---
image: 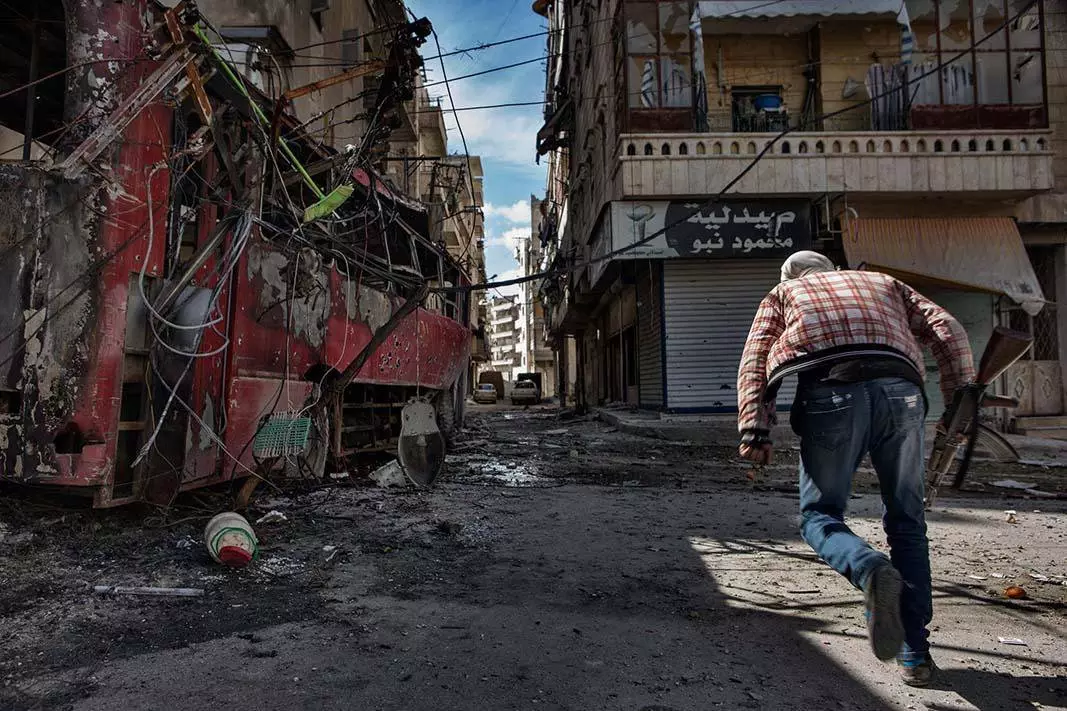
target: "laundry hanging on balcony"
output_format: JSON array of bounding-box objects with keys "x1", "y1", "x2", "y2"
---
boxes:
[
  {"x1": 865, "y1": 64, "x2": 909, "y2": 131},
  {"x1": 690, "y1": 3, "x2": 709, "y2": 131},
  {"x1": 640, "y1": 60, "x2": 657, "y2": 108},
  {"x1": 897, "y1": 3, "x2": 914, "y2": 65}
]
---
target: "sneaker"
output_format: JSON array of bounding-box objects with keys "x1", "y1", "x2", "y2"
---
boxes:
[
  {"x1": 864, "y1": 564, "x2": 905, "y2": 661},
  {"x1": 898, "y1": 656, "x2": 937, "y2": 687}
]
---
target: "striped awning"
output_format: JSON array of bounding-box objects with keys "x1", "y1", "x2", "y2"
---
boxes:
[
  {"x1": 843, "y1": 217, "x2": 1046, "y2": 315},
  {"x1": 697, "y1": 1, "x2": 902, "y2": 19}
]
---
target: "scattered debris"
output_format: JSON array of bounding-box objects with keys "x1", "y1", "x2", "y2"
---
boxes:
[
  {"x1": 544, "y1": 428, "x2": 570, "y2": 435},
  {"x1": 991, "y1": 479, "x2": 1038, "y2": 490},
  {"x1": 0, "y1": 523, "x2": 34, "y2": 546},
  {"x1": 256, "y1": 555, "x2": 304, "y2": 579},
  {"x1": 997, "y1": 637, "x2": 1029, "y2": 646},
  {"x1": 205, "y1": 512, "x2": 258, "y2": 568},
  {"x1": 93, "y1": 586, "x2": 204, "y2": 597},
  {"x1": 1004, "y1": 510, "x2": 1019, "y2": 524},
  {"x1": 370, "y1": 460, "x2": 409, "y2": 488},
  {"x1": 990, "y1": 480, "x2": 1063, "y2": 498},
  {"x1": 255, "y1": 510, "x2": 289, "y2": 525},
  {"x1": 1028, "y1": 571, "x2": 1067, "y2": 586},
  {"x1": 1004, "y1": 585, "x2": 1028, "y2": 599},
  {"x1": 990, "y1": 573, "x2": 1006, "y2": 579},
  {"x1": 323, "y1": 545, "x2": 341, "y2": 563},
  {"x1": 452, "y1": 439, "x2": 490, "y2": 451},
  {"x1": 967, "y1": 574, "x2": 988, "y2": 580},
  {"x1": 436, "y1": 520, "x2": 464, "y2": 535}
]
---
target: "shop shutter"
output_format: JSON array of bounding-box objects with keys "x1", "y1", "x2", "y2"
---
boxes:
[
  {"x1": 637, "y1": 264, "x2": 663, "y2": 407},
  {"x1": 662, "y1": 260, "x2": 796, "y2": 412}
]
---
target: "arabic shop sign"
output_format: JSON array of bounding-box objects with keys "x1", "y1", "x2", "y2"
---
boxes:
[{"x1": 610, "y1": 200, "x2": 811, "y2": 259}]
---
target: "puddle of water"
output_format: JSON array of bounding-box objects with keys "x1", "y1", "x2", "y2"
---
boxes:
[{"x1": 465, "y1": 459, "x2": 553, "y2": 487}]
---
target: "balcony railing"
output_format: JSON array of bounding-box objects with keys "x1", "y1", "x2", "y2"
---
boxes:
[{"x1": 619, "y1": 129, "x2": 1053, "y2": 197}]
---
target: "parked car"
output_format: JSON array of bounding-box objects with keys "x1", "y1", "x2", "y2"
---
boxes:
[
  {"x1": 510, "y1": 380, "x2": 541, "y2": 405},
  {"x1": 473, "y1": 383, "x2": 498, "y2": 404}
]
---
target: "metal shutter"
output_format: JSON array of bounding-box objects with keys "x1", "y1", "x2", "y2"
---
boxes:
[
  {"x1": 663, "y1": 260, "x2": 796, "y2": 412},
  {"x1": 637, "y1": 264, "x2": 664, "y2": 407}
]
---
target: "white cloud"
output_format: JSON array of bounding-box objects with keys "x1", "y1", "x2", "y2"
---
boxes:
[
  {"x1": 484, "y1": 200, "x2": 531, "y2": 223},
  {"x1": 431, "y1": 68, "x2": 545, "y2": 170},
  {"x1": 487, "y1": 267, "x2": 523, "y2": 300},
  {"x1": 486, "y1": 226, "x2": 530, "y2": 251}
]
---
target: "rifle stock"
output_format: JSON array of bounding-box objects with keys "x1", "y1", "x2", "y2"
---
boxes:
[{"x1": 976, "y1": 326, "x2": 1032, "y2": 386}]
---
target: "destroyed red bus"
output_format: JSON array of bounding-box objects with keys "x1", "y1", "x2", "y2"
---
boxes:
[{"x1": 0, "y1": 1, "x2": 472, "y2": 506}]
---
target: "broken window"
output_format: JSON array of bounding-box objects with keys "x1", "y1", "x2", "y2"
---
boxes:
[
  {"x1": 625, "y1": 2, "x2": 692, "y2": 109},
  {"x1": 311, "y1": 0, "x2": 330, "y2": 33},
  {"x1": 623, "y1": 1, "x2": 696, "y2": 132},
  {"x1": 0, "y1": 0, "x2": 67, "y2": 161},
  {"x1": 907, "y1": 0, "x2": 1045, "y2": 113}
]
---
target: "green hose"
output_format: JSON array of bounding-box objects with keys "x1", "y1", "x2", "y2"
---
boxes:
[{"x1": 193, "y1": 25, "x2": 326, "y2": 200}]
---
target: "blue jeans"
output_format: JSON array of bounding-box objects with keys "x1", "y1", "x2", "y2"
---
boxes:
[{"x1": 792, "y1": 377, "x2": 931, "y2": 661}]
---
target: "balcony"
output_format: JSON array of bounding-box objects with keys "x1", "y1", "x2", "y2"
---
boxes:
[
  {"x1": 619, "y1": 129, "x2": 1052, "y2": 198},
  {"x1": 418, "y1": 98, "x2": 447, "y2": 153}
]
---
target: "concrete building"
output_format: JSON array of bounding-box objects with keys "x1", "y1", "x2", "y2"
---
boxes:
[
  {"x1": 487, "y1": 295, "x2": 523, "y2": 384},
  {"x1": 518, "y1": 197, "x2": 559, "y2": 398},
  {"x1": 536, "y1": 0, "x2": 1065, "y2": 431},
  {"x1": 399, "y1": 83, "x2": 488, "y2": 388}
]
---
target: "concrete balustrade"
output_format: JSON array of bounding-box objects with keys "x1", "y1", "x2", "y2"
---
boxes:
[{"x1": 618, "y1": 130, "x2": 1054, "y2": 196}]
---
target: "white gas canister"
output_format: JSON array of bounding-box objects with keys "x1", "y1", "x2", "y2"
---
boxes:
[{"x1": 204, "y1": 512, "x2": 258, "y2": 567}]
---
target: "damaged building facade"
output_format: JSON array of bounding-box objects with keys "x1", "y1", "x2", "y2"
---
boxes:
[
  {"x1": 518, "y1": 196, "x2": 559, "y2": 399},
  {"x1": 537, "y1": 0, "x2": 1065, "y2": 430},
  {"x1": 0, "y1": 0, "x2": 484, "y2": 505}
]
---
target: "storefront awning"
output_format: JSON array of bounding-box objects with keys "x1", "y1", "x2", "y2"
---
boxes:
[
  {"x1": 697, "y1": 1, "x2": 901, "y2": 19},
  {"x1": 843, "y1": 217, "x2": 1046, "y2": 315},
  {"x1": 536, "y1": 98, "x2": 573, "y2": 157}
]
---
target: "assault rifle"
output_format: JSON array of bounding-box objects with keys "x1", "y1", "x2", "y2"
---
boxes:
[{"x1": 925, "y1": 326, "x2": 1032, "y2": 508}]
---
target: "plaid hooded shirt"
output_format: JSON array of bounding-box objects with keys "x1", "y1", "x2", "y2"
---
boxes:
[{"x1": 737, "y1": 270, "x2": 975, "y2": 434}]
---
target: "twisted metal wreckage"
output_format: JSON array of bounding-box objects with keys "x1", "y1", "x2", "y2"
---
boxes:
[{"x1": 0, "y1": 1, "x2": 472, "y2": 506}]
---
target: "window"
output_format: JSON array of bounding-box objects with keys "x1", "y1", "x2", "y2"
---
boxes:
[
  {"x1": 311, "y1": 0, "x2": 330, "y2": 33},
  {"x1": 341, "y1": 28, "x2": 362, "y2": 69},
  {"x1": 625, "y1": 2, "x2": 692, "y2": 110},
  {"x1": 909, "y1": 0, "x2": 1044, "y2": 109},
  {"x1": 0, "y1": 1, "x2": 67, "y2": 160},
  {"x1": 730, "y1": 86, "x2": 787, "y2": 133}
]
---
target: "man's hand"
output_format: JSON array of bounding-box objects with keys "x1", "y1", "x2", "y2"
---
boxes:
[{"x1": 739, "y1": 443, "x2": 774, "y2": 466}]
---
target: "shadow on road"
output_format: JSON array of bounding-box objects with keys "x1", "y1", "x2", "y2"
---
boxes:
[{"x1": 927, "y1": 668, "x2": 1066, "y2": 711}]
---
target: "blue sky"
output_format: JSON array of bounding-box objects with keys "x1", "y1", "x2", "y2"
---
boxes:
[{"x1": 408, "y1": 0, "x2": 548, "y2": 297}]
